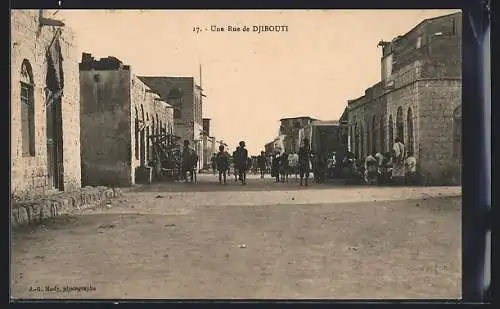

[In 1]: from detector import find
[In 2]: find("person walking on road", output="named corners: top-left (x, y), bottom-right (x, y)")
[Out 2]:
top-left (211, 153), bottom-right (217, 175)
top-left (271, 151), bottom-right (281, 183)
top-left (298, 138), bottom-right (311, 187)
top-left (232, 147), bottom-right (240, 182)
top-left (235, 141), bottom-right (249, 185)
top-left (280, 151), bottom-right (289, 182)
top-left (181, 140), bottom-right (198, 183)
top-left (216, 145), bottom-right (230, 184)
top-left (258, 151), bottom-right (267, 179)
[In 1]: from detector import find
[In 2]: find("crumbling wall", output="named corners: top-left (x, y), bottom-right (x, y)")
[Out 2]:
top-left (79, 68), bottom-right (132, 186)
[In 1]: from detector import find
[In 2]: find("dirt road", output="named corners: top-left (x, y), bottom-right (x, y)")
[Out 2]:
top-left (11, 180), bottom-right (461, 299)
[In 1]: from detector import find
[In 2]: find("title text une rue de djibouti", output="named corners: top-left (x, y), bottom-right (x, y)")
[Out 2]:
top-left (193, 25), bottom-right (289, 34)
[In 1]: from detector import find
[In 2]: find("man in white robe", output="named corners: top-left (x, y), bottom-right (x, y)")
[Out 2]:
top-left (391, 138), bottom-right (406, 185)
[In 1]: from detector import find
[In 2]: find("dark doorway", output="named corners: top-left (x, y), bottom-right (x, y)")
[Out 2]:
top-left (45, 34), bottom-right (65, 191)
top-left (46, 96), bottom-right (64, 190)
top-left (140, 128), bottom-right (146, 167)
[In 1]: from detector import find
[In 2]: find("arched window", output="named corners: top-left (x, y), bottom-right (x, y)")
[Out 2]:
top-left (134, 107), bottom-right (139, 160)
top-left (20, 60), bottom-right (35, 156)
top-left (371, 115), bottom-right (377, 154)
top-left (388, 115), bottom-right (394, 148)
top-left (453, 106), bottom-right (462, 158)
top-left (360, 123), bottom-right (364, 158)
top-left (407, 107), bottom-right (414, 154)
top-left (379, 118), bottom-right (385, 153)
top-left (396, 107), bottom-right (404, 143)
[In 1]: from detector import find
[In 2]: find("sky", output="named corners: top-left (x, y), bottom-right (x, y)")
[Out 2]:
top-left (56, 9), bottom-right (459, 155)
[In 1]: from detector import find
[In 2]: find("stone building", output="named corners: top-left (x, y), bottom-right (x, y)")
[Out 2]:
top-left (202, 118), bottom-right (216, 169)
top-left (138, 76), bottom-right (205, 172)
top-left (11, 10), bottom-right (81, 198)
top-left (346, 12), bottom-right (462, 185)
top-left (279, 116), bottom-right (317, 153)
top-left (310, 120), bottom-right (347, 156)
top-left (79, 53), bottom-right (174, 186)
top-left (263, 141), bottom-right (273, 154)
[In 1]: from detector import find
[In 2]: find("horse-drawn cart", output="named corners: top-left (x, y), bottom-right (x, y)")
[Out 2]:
top-left (149, 130), bottom-right (182, 181)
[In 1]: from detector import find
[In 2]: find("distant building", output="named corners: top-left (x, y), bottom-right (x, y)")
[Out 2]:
top-left (347, 12), bottom-right (462, 185)
top-left (279, 116), bottom-right (317, 153)
top-left (202, 118), bottom-right (216, 169)
top-left (11, 10), bottom-right (81, 197)
top-left (264, 141), bottom-right (275, 154)
top-left (139, 76), bottom-right (205, 171)
top-left (79, 54), bottom-right (174, 186)
top-left (310, 120), bottom-right (346, 156)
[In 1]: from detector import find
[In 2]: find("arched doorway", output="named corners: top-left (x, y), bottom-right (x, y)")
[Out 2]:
top-left (407, 107), bottom-right (414, 154)
top-left (360, 123), bottom-right (364, 158)
top-left (396, 107), bottom-right (404, 143)
top-left (354, 123), bottom-right (359, 159)
top-left (379, 118), bottom-right (385, 153)
top-left (388, 115), bottom-right (394, 149)
top-left (45, 36), bottom-right (65, 190)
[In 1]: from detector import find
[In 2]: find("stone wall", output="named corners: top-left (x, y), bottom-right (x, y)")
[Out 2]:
top-left (11, 10), bottom-right (81, 198)
top-left (417, 79), bottom-right (462, 185)
top-left (80, 68), bottom-right (132, 187)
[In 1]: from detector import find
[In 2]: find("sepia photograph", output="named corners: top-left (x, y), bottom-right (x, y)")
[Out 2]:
top-left (11, 9), bottom-right (464, 299)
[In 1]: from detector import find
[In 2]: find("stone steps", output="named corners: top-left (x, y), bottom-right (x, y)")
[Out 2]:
top-left (10, 186), bottom-right (123, 228)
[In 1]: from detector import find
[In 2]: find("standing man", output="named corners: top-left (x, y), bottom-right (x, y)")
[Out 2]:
top-left (232, 146), bottom-right (240, 182)
top-left (235, 141), bottom-right (249, 185)
top-left (211, 153), bottom-right (217, 175)
top-left (258, 151), bottom-right (267, 179)
top-left (391, 137), bottom-right (406, 186)
top-left (271, 151), bottom-right (281, 183)
top-left (298, 138), bottom-right (311, 187)
top-left (280, 151), bottom-right (289, 182)
top-left (216, 145), bottom-right (230, 184)
top-left (181, 140), bottom-right (198, 183)
top-left (405, 151), bottom-right (417, 185)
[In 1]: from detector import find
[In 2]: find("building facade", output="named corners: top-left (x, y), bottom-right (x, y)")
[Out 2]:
top-left (310, 120), bottom-right (346, 156)
top-left (264, 141), bottom-right (275, 154)
top-left (347, 12), bottom-right (462, 185)
top-left (202, 118), bottom-right (216, 169)
top-left (79, 54), bottom-right (174, 186)
top-left (11, 10), bottom-right (81, 198)
top-left (138, 76), bottom-right (204, 171)
top-left (279, 116), bottom-right (317, 153)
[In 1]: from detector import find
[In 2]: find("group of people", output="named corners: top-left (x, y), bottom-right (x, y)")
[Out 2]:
top-left (342, 137), bottom-right (417, 186)
top-left (208, 138), bottom-right (314, 187)
top-left (269, 138), bottom-right (313, 186)
top-left (198, 136), bottom-right (418, 187)
top-left (210, 141), bottom-right (250, 185)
